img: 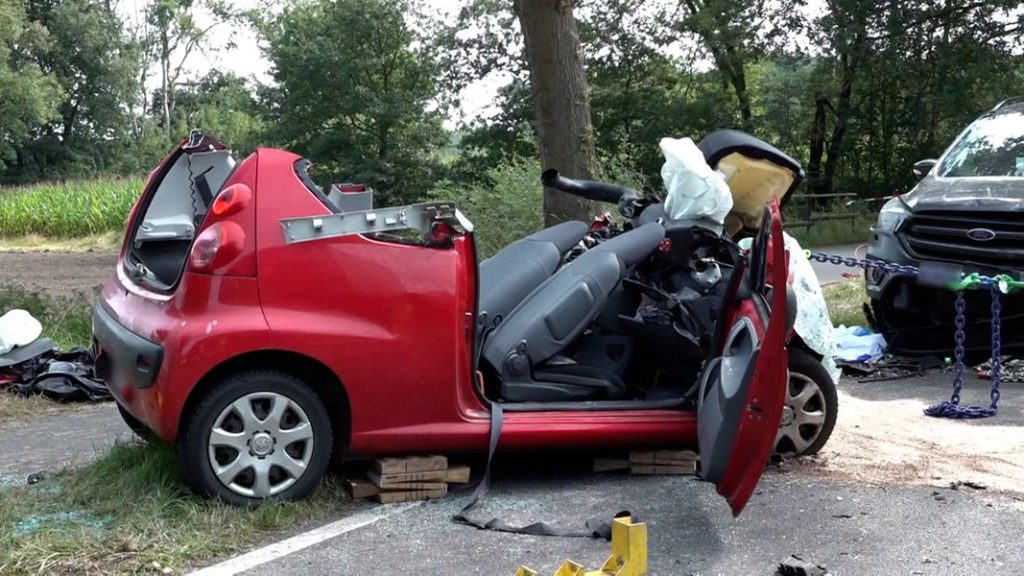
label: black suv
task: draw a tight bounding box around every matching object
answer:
[866,97,1024,357]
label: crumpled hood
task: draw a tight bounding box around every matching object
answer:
[906,177,1024,212]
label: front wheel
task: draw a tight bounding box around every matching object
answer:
[179,370,333,506]
[774,348,838,457]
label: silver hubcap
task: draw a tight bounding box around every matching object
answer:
[207,392,315,498]
[775,371,827,456]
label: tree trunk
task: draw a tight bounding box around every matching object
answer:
[807,94,828,196]
[514,0,598,226]
[161,31,172,138]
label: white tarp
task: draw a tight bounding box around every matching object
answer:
[0,309,42,355]
[660,137,733,224]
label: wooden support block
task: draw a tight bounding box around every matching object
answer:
[593,458,631,473]
[374,486,447,503]
[629,451,655,465]
[630,461,697,475]
[344,478,380,499]
[371,455,448,475]
[629,450,698,465]
[368,469,447,487]
[445,464,471,484]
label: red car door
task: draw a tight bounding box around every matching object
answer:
[697,198,790,516]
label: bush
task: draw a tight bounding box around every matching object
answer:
[427,158,544,258]
[0,178,143,238]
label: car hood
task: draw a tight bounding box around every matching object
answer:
[906,177,1024,212]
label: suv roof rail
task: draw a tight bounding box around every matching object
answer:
[991,96,1024,112]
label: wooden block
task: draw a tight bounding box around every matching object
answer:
[368,468,448,487]
[366,471,446,491]
[445,464,471,484]
[593,458,631,473]
[631,462,697,475]
[371,455,448,475]
[344,478,380,499]
[629,451,655,465]
[374,486,447,503]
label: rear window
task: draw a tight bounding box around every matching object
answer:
[939,112,1024,177]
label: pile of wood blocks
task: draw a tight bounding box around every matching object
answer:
[594,449,699,475]
[345,455,470,503]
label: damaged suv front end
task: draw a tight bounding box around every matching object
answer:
[866,98,1024,357]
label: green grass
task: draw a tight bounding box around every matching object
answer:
[0,442,353,575]
[0,285,93,350]
[823,279,869,327]
[0,178,143,238]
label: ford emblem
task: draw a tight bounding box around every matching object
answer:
[966,228,997,242]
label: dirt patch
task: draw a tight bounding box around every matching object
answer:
[0,251,117,298]
[780,390,1024,495]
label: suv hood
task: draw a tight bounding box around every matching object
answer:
[907,177,1024,212]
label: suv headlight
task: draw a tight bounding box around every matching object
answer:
[875,198,909,231]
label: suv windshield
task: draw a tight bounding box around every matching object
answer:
[939,111,1024,177]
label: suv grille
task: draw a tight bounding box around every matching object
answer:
[901,211,1024,268]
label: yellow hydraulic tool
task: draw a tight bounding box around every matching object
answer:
[513,517,648,576]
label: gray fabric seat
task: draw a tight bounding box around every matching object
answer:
[483,222,666,401]
[478,221,588,327]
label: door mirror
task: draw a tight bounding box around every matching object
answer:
[912,159,937,180]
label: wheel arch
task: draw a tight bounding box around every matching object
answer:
[180,349,352,456]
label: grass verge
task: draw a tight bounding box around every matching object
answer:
[787,214,874,248]
[0,232,122,252]
[0,441,353,575]
[823,279,869,327]
[0,178,142,238]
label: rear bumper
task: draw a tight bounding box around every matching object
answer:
[93,301,164,390]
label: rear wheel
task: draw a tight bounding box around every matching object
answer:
[774,348,838,457]
[179,370,332,506]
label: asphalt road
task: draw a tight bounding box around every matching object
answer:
[808,243,865,286]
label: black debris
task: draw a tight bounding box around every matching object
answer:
[776,554,829,576]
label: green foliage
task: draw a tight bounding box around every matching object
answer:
[0,0,63,172]
[171,72,267,158]
[0,178,143,238]
[262,0,447,205]
[427,157,543,258]
[0,285,92,349]
[823,280,869,328]
[0,441,350,574]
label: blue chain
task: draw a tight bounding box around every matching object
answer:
[807,251,1006,419]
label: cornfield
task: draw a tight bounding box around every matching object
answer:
[0,178,144,238]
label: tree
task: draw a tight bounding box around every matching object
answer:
[261,0,446,204]
[14,0,142,179]
[514,0,598,225]
[0,0,62,175]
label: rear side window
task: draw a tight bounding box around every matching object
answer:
[939,112,1024,177]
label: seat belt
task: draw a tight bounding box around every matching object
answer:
[451,401,631,539]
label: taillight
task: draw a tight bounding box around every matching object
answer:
[189,222,244,272]
[211,183,252,217]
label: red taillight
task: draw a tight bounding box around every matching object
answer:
[211,183,252,217]
[189,222,244,272]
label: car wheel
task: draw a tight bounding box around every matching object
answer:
[774,348,838,457]
[117,403,157,442]
[179,370,332,506]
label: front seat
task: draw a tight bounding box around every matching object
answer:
[483,222,666,402]
[478,221,588,327]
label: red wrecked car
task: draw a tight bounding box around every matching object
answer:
[94,130,827,514]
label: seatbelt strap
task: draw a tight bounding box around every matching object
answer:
[451,401,629,539]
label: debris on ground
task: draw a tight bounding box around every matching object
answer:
[776,554,830,576]
[976,356,1024,383]
[593,449,699,475]
[0,337,110,402]
[834,325,886,363]
[13,510,110,535]
[836,354,942,383]
[344,455,471,503]
[778,391,1024,495]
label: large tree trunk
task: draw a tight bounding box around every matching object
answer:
[514,0,598,225]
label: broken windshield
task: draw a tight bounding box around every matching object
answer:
[939,112,1024,178]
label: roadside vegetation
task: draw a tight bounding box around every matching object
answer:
[0,441,352,575]
[823,279,869,328]
[0,179,143,239]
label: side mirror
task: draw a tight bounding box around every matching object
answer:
[912,159,937,180]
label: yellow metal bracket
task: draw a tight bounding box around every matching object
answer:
[514,517,648,576]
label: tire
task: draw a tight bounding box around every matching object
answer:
[774,348,838,457]
[179,370,333,506]
[117,403,158,442]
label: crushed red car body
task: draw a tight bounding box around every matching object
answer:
[94,131,795,513]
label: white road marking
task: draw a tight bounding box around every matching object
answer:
[188,502,421,576]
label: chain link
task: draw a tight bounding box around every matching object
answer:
[808,250,1009,419]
